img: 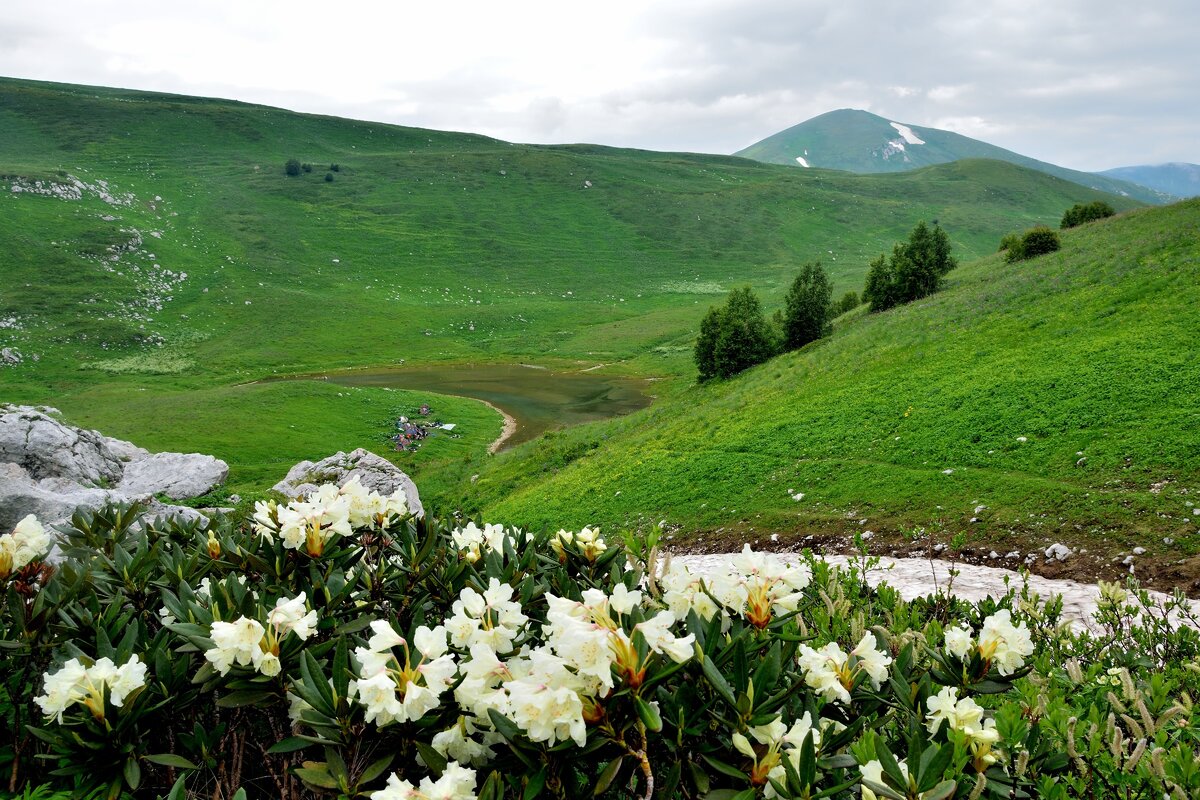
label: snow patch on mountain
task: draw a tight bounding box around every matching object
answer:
[889,122,925,145]
[795,156,810,168]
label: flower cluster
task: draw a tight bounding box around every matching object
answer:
[797,633,892,704]
[375,761,476,800]
[731,712,829,793]
[662,545,812,629]
[0,514,52,578]
[451,521,523,562]
[206,593,318,676]
[551,526,606,561]
[925,686,998,746]
[944,609,1034,675]
[35,655,147,722]
[253,476,409,556]
[446,579,528,652]
[350,621,457,726]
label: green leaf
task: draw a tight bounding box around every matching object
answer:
[166,776,187,800]
[415,741,446,776]
[294,766,340,790]
[816,754,858,770]
[216,689,275,708]
[701,754,749,783]
[861,779,906,800]
[478,771,504,800]
[700,655,738,711]
[267,737,316,755]
[916,743,954,792]
[360,753,396,786]
[922,779,957,800]
[523,765,548,800]
[332,636,350,703]
[143,753,199,769]
[635,695,663,732]
[231,791,248,800]
[751,641,782,700]
[593,757,624,796]
[487,708,524,743]
[123,758,141,791]
[873,737,907,790]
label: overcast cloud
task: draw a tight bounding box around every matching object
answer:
[0,0,1195,171]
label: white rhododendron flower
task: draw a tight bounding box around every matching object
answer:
[925,686,1000,748]
[978,610,1034,675]
[205,595,317,676]
[551,527,606,561]
[677,546,812,628]
[860,758,909,800]
[635,610,696,663]
[944,624,973,659]
[375,761,476,800]
[658,560,721,621]
[350,621,458,727]
[503,648,588,746]
[451,521,518,562]
[447,579,527,653]
[0,514,52,577]
[35,655,147,723]
[797,633,891,704]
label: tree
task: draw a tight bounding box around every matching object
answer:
[782,261,833,350]
[284,158,301,177]
[863,221,957,312]
[863,254,898,312]
[325,172,335,182]
[694,287,776,381]
[1061,201,1115,229]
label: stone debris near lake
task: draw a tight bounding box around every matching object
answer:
[272,448,424,517]
[0,404,226,531]
[671,551,1200,632]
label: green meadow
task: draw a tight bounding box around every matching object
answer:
[6,77,1194,578]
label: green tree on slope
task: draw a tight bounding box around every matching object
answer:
[863,221,957,312]
[782,261,833,350]
[695,287,776,380]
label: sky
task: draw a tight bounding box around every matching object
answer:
[0,0,1195,172]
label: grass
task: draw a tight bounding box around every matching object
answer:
[467,201,1200,579]
[0,76,1160,523]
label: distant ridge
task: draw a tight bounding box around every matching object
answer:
[1097,163,1200,199]
[735,109,1176,205]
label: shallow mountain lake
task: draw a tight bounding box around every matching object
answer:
[318,364,654,449]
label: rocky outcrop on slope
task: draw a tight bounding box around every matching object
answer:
[273,448,424,517]
[0,405,227,531]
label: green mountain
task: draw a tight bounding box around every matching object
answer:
[1098,163,1200,199]
[468,200,1200,578]
[0,76,1144,497]
[736,109,1176,205]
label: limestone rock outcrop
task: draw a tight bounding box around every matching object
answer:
[273,448,424,517]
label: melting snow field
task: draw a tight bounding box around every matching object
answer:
[671,552,1200,632]
[889,122,926,145]
[795,156,810,168]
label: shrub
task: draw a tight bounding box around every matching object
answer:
[781,262,833,350]
[324,172,334,182]
[998,232,1022,254]
[3,496,1199,800]
[1007,226,1061,262]
[1061,201,1115,229]
[301,163,313,174]
[284,159,301,177]
[330,164,340,172]
[833,290,859,316]
[695,286,776,380]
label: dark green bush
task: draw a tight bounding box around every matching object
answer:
[834,290,859,316]
[301,163,313,174]
[1007,226,1061,262]
[863,222,957,312]
[695,286,776,380]
[324,172,334,183]
[284,159,301,177]
[781,261,832,350]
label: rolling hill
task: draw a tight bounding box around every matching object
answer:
[1098,162,1200,199]
[0,76,1147,498]
[735,109,1175,205]
[468,200,1200,585]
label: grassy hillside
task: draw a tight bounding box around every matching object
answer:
[736,109,1174,205]
[0,77,1144,500]
[469,201,1200,584]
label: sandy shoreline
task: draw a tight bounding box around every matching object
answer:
[483,400,518,453]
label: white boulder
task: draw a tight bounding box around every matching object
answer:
[273,448,423,517]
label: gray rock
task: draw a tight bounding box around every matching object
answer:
[273,448,423,517]
[0,405,126,485]
[1045,543,1074,562]
[105,436,151,463]
[1,347,21,365]
[117,452,228,500]
[0,461,117,532]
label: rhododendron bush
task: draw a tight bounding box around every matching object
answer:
[1,485,1198,800]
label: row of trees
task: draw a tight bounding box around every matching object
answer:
[695,263,855,381]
